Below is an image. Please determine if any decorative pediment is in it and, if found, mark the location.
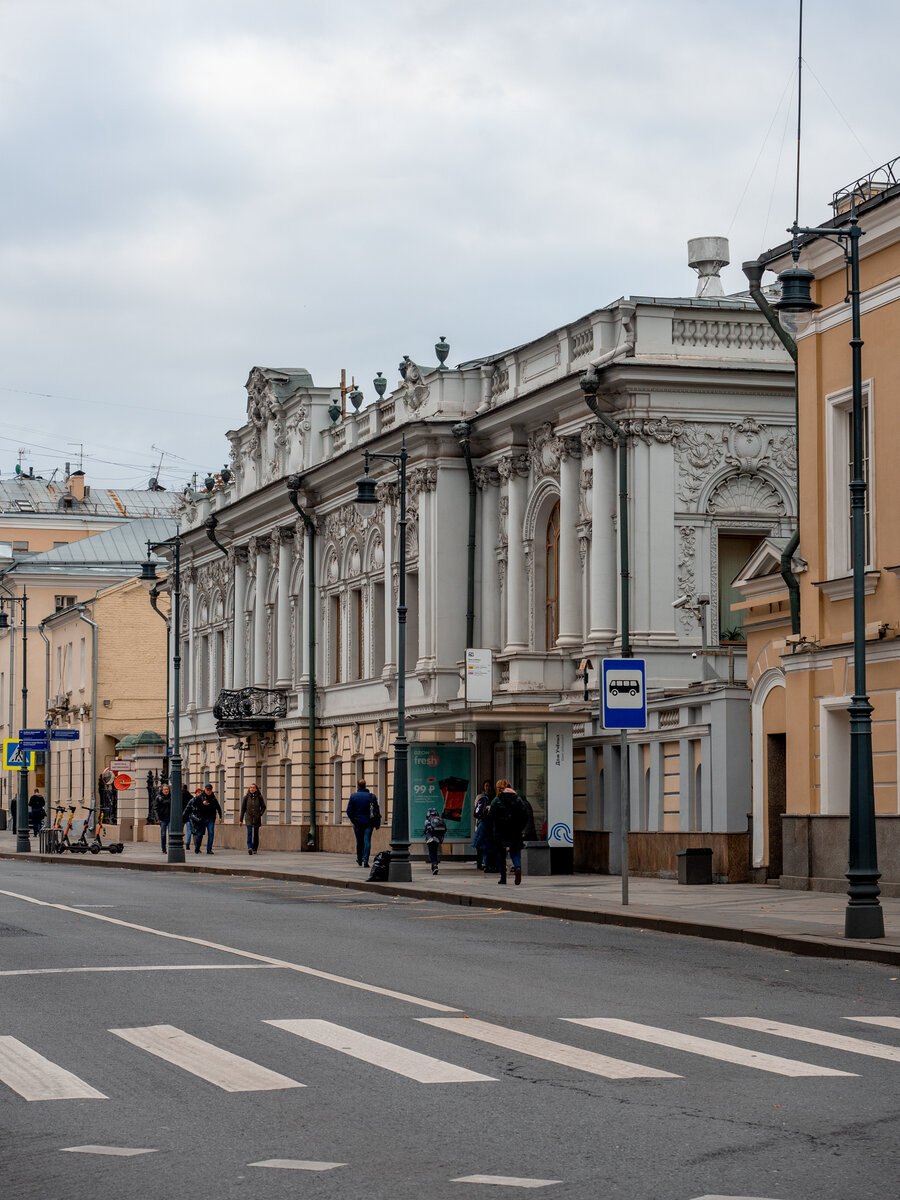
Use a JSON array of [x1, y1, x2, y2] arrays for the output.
[[706, 473, 785, 516]]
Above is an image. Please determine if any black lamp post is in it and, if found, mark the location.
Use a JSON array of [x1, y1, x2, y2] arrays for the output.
[[774, 208, 884, 940], [140, 536, 185, 864], [355, 431, 411, 882]]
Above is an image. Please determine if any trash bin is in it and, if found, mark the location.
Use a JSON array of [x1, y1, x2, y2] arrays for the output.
[[677, 847, 713, 885]]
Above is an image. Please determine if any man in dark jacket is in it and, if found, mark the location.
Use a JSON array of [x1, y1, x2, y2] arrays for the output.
[[488, 778, 527, 886], [195, 784, 223, 855], [346, 778, 381, 867]]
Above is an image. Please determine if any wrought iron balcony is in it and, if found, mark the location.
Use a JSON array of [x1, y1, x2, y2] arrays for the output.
[[213, 687, 287, 734]]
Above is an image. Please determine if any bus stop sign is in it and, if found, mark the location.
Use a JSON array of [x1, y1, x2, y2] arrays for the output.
[[602, 658, 647, 729]]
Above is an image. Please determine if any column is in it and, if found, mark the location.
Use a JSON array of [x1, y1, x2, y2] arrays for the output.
[[296, 526, 308, 686], [232, 547, 248, 689], [380, 484, 395, 673], [501, 453, 528, 652], [477, 469, 501, 649], [186, 566, 196, 708], [556, 437, 583, 648], [588, 428, 617, 642], [276, 528, 293, 687], [252, 536, 270, 687]]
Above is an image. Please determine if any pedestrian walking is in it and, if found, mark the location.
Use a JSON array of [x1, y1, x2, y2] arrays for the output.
[[184, 787, 203, 852], [423, 807, 447, 875], [345, 778, 381, 867], [28, 790, 46, 838], [10, 796, 16, 834], [155, 783, 172, 854], [473, 780, 494, 870], [488, 778, 528, 886], [195, 783, 223, 855], [239, 782, 266, 855]]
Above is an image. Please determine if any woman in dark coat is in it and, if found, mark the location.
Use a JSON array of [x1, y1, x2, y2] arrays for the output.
[[239, 783, 267, 855], [155, 784, 172, 854], [488, 778, 527, 886]]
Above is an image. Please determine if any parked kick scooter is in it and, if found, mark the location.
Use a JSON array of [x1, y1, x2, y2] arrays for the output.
[[56, 805, 78, 853], [88, 809, 124, 854]]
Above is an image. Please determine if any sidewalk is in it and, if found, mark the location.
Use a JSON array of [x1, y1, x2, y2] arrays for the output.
[[3, 830, 900, 966]]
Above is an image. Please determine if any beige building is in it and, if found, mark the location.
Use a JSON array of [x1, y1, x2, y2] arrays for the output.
[[738, 155, 900, 895], [0, 515, 176, 827]]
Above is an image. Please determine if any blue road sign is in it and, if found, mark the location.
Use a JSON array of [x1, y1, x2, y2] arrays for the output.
[[50, 729, 80, 741], [19, 729, 49, 750], [602, 658, 647, 730]]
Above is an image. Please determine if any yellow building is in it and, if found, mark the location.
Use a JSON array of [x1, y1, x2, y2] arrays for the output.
[[0, 516, 176, 829], [739, 156, 900, 895]]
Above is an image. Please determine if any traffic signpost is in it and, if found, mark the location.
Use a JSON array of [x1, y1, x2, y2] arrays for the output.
[[602, 658, 647, 906], [50, 729, 80, 741], [19, 728, 49, 752], [3, 739, 35, 771]]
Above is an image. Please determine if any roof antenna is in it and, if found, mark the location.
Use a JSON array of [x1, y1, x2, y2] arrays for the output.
[[794, 0, 804, 233]]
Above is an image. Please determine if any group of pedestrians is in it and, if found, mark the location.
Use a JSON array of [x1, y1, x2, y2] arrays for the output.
[[154, 781, 267, 856]]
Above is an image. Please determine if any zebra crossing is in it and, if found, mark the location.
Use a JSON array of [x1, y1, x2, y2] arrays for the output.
[[1, 1013, 897, 1102]]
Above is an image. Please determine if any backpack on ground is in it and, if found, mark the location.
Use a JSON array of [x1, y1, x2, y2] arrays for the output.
[[367, 850, 391, 882]]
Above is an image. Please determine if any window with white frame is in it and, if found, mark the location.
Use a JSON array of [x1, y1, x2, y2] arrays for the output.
[[826, 380, 874, 577]]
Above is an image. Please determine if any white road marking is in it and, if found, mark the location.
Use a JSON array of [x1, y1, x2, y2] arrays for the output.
[[249, 1159, 346, 1171], [61, 1145, 156, 1157], [0, 964, 281, 977], [452, 1175, 562, 1188], [0, 887, 458, 1012], [0, 1037, 106, 1101], [418, 1017, 677, 1080], [266, 1019, 496, 1083], [109, 1025, 304, 1092], [707, 1016, 900, 1062], [565, 1019, 855, 1077], [691, 1195, 785, 1199], [847, 1016, 900, 1031]]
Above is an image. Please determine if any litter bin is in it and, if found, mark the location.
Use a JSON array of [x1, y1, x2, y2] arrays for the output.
[[677, 847, 713, 885]]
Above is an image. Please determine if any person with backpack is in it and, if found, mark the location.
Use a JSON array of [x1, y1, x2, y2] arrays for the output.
[[346, 778, 381, 867], [488, 777, 527, 886], [473, 780, 494, 870], [423, 807, 447, 875]]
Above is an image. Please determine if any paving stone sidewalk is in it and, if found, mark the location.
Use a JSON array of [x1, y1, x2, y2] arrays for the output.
[[3, 830, 899, 966]]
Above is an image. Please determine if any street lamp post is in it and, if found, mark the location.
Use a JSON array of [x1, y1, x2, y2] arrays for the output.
[[355, 431, 411, 882], [140, 536, 185, 864], [4, 591, 32, 854], [774, 208, 885, 940]]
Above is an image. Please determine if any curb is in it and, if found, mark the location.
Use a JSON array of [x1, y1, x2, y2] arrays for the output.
[[4, 850, 899, 968]]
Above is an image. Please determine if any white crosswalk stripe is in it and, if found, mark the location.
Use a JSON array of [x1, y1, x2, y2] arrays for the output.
[[0, 1037, 106, 1101], [266, 1019, 496, 1083], [452, 1176, 562, 1188], [564, 1019, 856, 1077], [418, 1017, 678, 1079], [109, 1025, 304, 1092], [707, 1017, 900, 1062], [846, 1015, 900, 1032]]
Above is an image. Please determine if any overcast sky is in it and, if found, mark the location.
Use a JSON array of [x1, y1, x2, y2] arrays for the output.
[[0, 0, 896, 490]]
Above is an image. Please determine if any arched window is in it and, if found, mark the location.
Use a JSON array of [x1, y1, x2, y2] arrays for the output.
[[545, 500, 560, 648]]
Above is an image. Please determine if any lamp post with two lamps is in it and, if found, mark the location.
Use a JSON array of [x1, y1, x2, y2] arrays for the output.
[[773, 206, 884, 940], [140, 536, 185, 864], [355, 431, 412, 882]]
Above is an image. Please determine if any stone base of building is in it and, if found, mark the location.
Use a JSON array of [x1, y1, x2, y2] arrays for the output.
[[781, 815, 900, 897]]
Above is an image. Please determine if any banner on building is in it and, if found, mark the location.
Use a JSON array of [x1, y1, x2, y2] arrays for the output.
[[409, 743, 475, 841]]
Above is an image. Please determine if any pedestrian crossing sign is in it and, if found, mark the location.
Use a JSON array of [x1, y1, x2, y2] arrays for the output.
[[3, 738, 36, 771]]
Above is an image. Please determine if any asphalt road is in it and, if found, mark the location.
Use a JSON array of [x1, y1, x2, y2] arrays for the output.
[[1, 860, 898, 1200]]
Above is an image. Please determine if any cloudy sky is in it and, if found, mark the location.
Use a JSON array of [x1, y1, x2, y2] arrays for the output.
[[0, 0, 896, 490]]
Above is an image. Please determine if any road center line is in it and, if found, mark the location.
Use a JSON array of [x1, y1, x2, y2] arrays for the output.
[[0, 964, 282, 977], [0, 887, 460, 1012]]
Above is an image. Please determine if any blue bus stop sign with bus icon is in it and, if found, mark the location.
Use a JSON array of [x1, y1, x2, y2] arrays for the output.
[[602, 658, 647, 729]]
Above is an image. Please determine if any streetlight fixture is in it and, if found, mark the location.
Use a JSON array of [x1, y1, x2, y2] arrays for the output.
[[773, 206, 884, 940], [355, 431, 411, 882], [139, 536, 185, 864]]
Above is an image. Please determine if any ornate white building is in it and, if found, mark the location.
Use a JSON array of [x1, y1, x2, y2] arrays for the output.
[[170, 263, 795, 875]]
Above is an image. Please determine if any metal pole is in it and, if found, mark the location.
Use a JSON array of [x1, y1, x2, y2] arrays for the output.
[[389, 433, 412, 881], [168, 536, 185, 863], [286, 478, 319, 849], [619, 727, 629, 905], [15, 591, 30, 853], [844, 213, 884, 939]]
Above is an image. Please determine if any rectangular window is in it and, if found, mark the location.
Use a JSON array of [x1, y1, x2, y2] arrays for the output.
[[377, 757, 388, 824], [662, 741, 680, 832], [79, 637, 86, 691], [200, 634, 210, 707], [372, 581, 385, 676], [284, 761, 292, 825], [329, 595, 341, 684], [214, 630, 225, 698], [54, 595, 76, 612], [718, 533, 762, 643], [351, 589, 363, 680], [65, 642, 73, 693], [12, 540, 29, 551], [405, 573, 419, 670], [53, 541, 68, 549], [826, 380, 874, 576], [333, 759, 343, 823]]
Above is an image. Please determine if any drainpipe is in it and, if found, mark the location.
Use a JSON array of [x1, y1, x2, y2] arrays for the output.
[[286, 475, 318, 849], [451, 421, 477, 648], [743, 258, 801, 635], [37, 618, 51, 809], [76, 606, 99, 824]]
